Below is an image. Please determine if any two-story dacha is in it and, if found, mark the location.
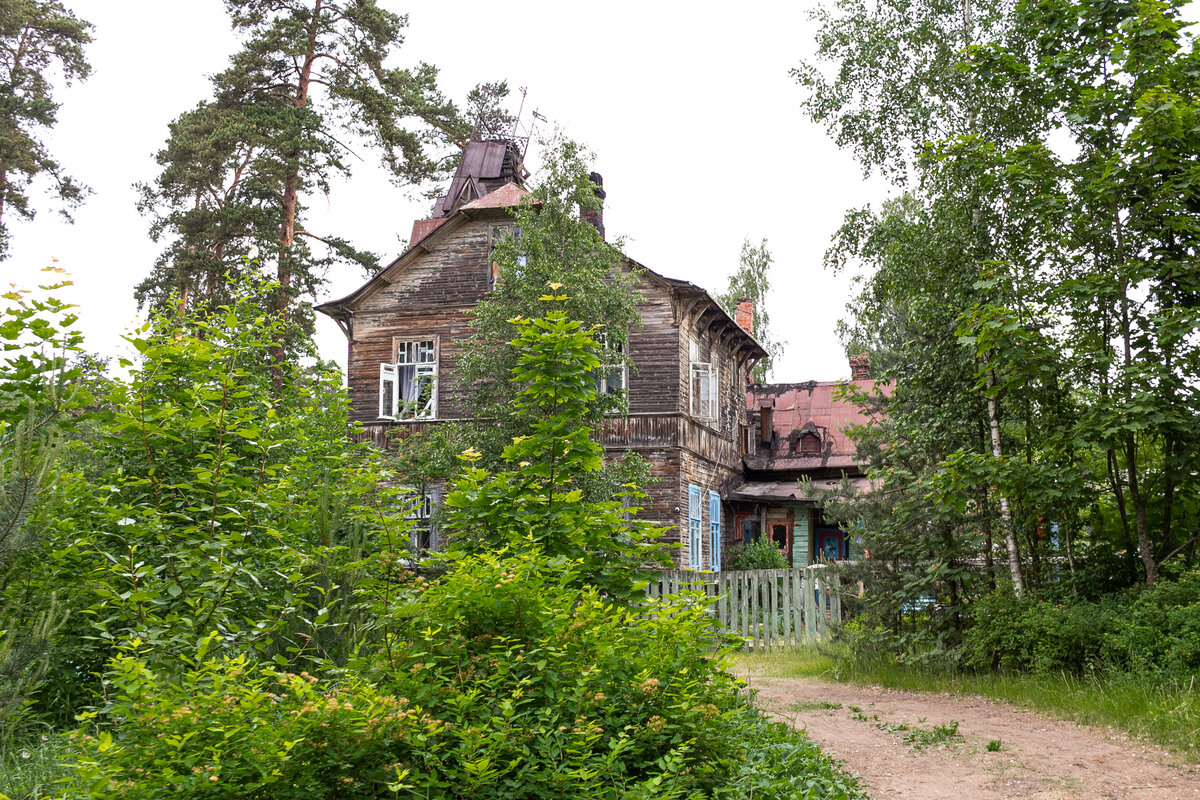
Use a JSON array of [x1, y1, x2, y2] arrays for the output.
[[318, 138, 876, 570]]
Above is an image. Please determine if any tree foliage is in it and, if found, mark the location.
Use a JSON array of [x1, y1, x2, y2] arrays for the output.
[[445, 299, 671, 600], [800, 0, 1200, 663], [0, 0, 91, 258], [136, 0, 508, 333], [456, 136, 644, 460], [716, 237, 783, 383]]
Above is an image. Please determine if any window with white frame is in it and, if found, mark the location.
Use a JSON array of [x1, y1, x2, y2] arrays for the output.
[[688, 484, 703, 570], [401, 487, 439, 552], [708, 491, 722, 572], [379, 338, 437, 420], [688, 337, 718, 421]]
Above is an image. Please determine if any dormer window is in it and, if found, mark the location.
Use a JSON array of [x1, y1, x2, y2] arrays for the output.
[[799, 432, 822, 456]]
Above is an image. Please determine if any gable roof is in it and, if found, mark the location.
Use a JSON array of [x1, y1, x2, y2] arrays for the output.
[[317, 181, 533, 319], [316, 184, 769, 368]]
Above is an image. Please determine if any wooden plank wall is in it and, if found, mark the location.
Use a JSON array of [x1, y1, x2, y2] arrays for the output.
[[645, 567, 844, 650]]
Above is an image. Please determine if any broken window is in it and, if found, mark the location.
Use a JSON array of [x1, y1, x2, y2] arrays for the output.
[[489, 224, 524, 288], [379, 339, 437, 420], [401, 487, 439, 553], [799, 432, 822, 455], [595, 336, 626, 397]]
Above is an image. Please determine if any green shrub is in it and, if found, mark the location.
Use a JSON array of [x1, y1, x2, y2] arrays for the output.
[[726, 537, 789, 571], [960, 591, 1104, 674], [958, 571, 1200, 678], [62, 552, 861, 799]]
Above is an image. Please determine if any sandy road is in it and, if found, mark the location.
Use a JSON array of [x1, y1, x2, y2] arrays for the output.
[[743, 674, 1200, 799]]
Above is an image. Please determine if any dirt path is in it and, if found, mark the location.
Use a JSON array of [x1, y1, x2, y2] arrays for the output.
[[743, 674, 1200, 799]]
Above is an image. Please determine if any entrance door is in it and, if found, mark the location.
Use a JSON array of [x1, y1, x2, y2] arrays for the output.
[[771, 522, 792, 566]]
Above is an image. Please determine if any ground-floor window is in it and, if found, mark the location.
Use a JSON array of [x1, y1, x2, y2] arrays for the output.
[[688, 484, 703, 570], [402, 487, 439, 553]]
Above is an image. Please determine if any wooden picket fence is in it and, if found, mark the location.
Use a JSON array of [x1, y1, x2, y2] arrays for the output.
[[645, 567, 844, 650]]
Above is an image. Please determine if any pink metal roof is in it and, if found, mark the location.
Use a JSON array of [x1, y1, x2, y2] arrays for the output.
[[460, 181, 533, 210], [748, 379, 884, 461], [409, 217, 449, 248]]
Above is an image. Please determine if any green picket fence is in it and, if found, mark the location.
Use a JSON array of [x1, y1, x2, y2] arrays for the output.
[[645, 567, 844, 650]]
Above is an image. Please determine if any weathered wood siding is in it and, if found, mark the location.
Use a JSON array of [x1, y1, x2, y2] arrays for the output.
[[626, 275, 679, 414], [343, 216, 499, 426], [356, 219, 491, 313]]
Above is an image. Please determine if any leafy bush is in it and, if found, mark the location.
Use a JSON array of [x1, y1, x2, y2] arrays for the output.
[[960, 571, 1200, 678], [62, 551, 862, 799], [726, 537, 789, 571]]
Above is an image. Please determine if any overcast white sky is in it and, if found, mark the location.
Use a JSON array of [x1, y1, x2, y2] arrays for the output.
[[6, 1, 890, 381]]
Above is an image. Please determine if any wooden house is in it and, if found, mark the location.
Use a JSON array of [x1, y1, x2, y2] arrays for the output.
[[318, 139, 872, 569], [732, 355, 879, 567]]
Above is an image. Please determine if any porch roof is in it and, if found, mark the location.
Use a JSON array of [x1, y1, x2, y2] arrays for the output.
[[728, 476, 874, 503]]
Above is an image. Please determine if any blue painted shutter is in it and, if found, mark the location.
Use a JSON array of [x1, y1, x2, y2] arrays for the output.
[[709, 491, 722, 572], [688, 484, 702, 570]]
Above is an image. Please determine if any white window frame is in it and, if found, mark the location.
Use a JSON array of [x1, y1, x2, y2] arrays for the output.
[[688, 484, 703, 570], [708, 491, 722, 572], [379, 338, 438, 421]]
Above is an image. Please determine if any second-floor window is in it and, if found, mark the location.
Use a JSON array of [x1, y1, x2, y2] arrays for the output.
[[689, 337, 718, 422], [690, 360, 718, 421], [596, 337, 626, 397], [379, 338, 438, 420]]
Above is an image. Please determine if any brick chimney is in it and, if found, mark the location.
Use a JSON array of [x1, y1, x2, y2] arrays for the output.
[[735, 298, 754, 335], [849, 353, 871, 380], [580, 172, 606, 240]]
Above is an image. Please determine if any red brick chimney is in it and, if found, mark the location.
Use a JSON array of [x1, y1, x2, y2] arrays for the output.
[[735, 298, 754, 335], [580, 172, 606, 240], [850, 353, 871, 380]]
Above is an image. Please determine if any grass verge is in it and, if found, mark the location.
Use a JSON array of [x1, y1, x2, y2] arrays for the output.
[[0, 727, 68, 800], [735, 646, 1200, 762]]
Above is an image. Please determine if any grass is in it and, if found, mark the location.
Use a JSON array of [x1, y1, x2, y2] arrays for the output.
[[0, 727, 68, 800], [734, 645, 1200, 761]]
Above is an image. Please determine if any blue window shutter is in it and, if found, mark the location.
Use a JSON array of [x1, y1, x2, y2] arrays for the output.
[[688, 485, 702, 570], [709, 491, 722, 572]]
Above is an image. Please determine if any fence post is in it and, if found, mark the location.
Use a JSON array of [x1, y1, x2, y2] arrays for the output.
[[804, 567, 817, 643]]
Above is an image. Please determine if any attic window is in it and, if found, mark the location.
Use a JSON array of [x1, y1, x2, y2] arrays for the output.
[[799, 432, 822, 456], [489, 225, 524, 288]]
